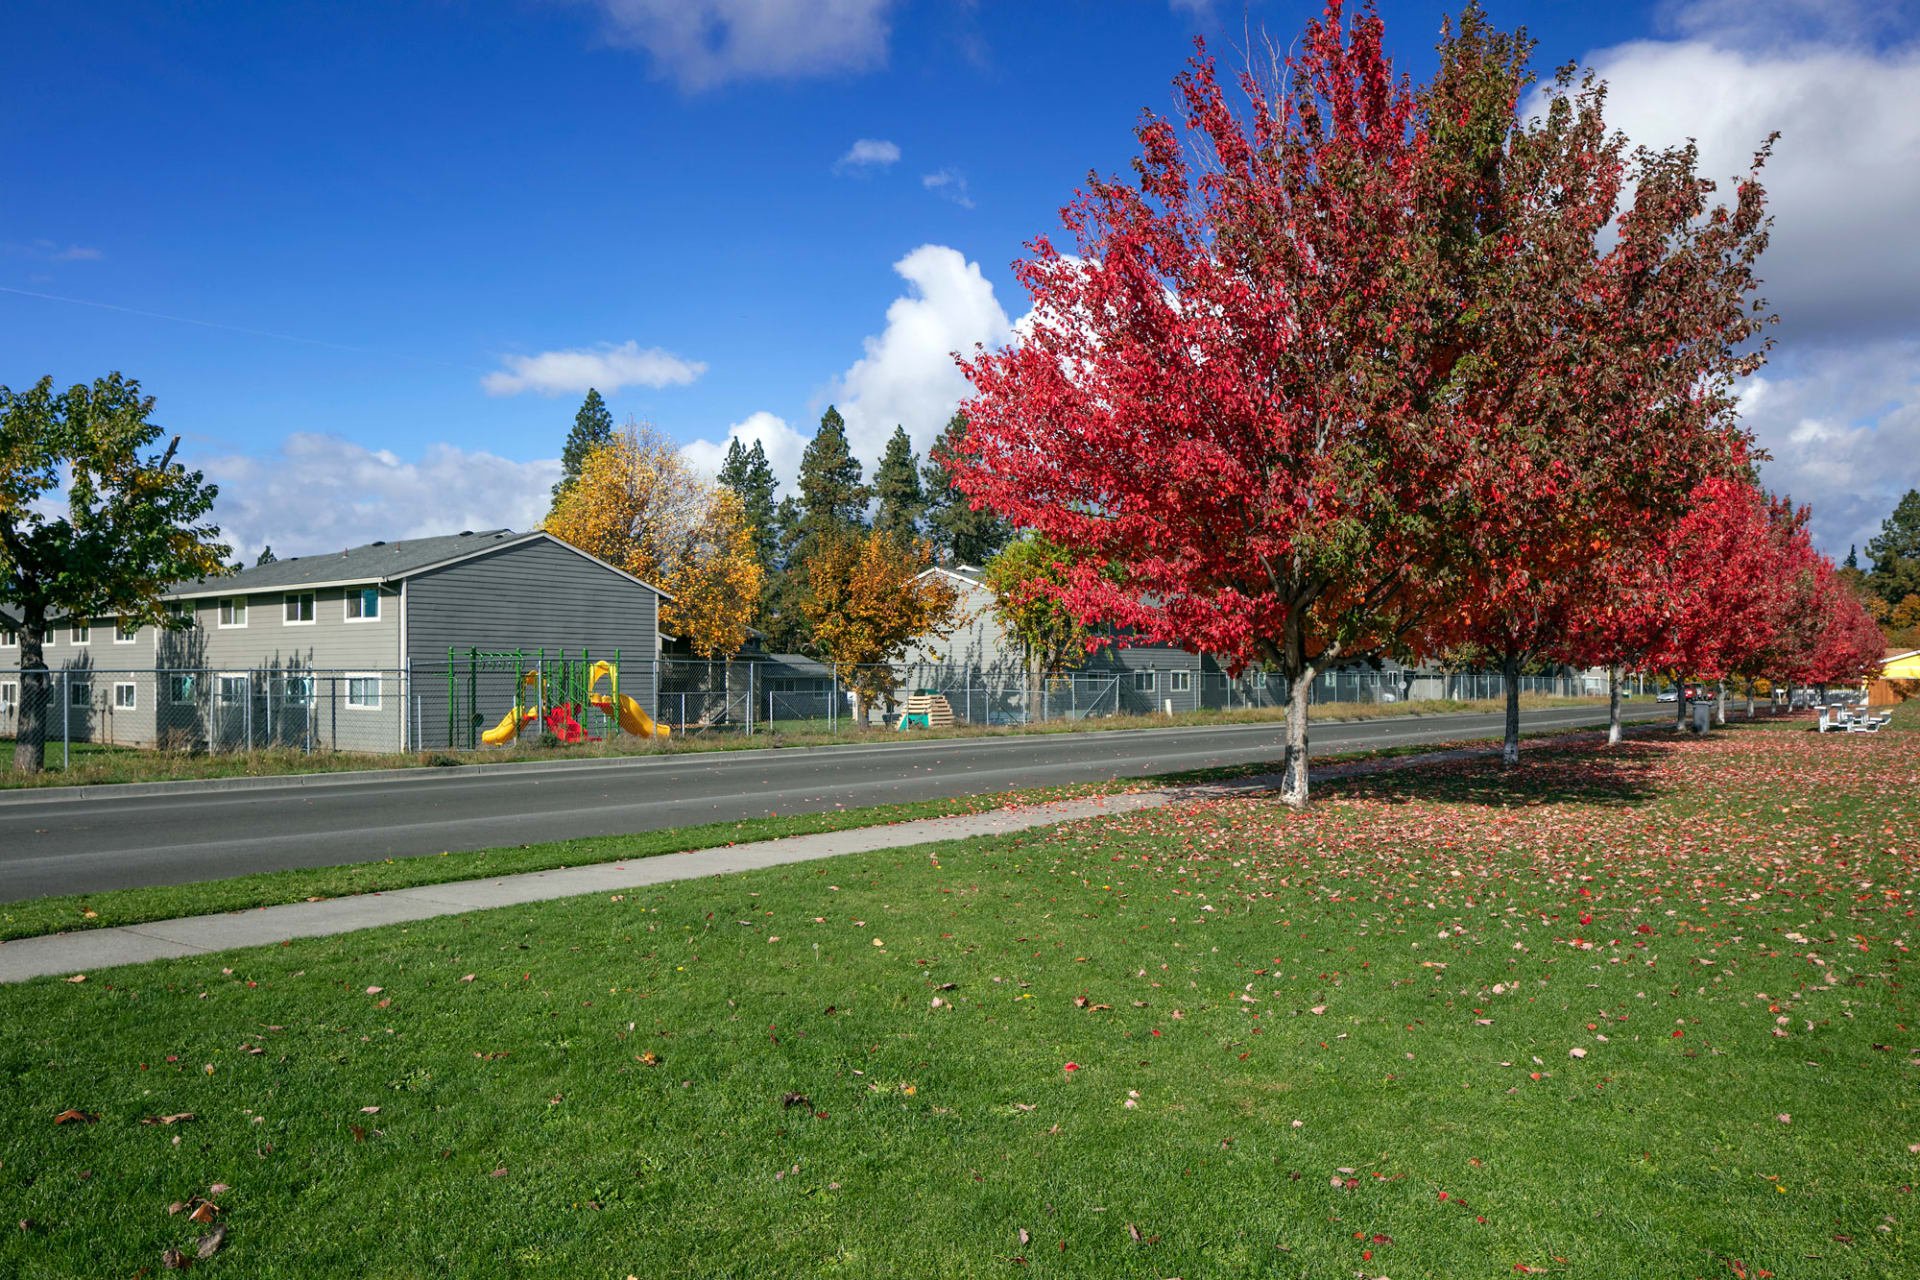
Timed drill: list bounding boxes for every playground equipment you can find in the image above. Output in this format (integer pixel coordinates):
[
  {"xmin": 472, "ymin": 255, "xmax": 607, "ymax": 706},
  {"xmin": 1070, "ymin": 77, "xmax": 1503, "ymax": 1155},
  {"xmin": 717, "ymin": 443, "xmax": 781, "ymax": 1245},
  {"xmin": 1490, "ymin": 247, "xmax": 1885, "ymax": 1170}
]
[
  {"xmin": 451, "ymin": 648, "xmax": 669, "ymax": 749},
  {"xmin": 895, "ymin": 689, "xmax": 956, "ymax": 731}
]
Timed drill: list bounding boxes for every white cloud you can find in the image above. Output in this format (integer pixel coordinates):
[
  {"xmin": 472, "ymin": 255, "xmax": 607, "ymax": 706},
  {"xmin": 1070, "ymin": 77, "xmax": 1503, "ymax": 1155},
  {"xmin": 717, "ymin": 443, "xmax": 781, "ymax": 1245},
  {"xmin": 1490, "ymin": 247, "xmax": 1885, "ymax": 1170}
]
[
  {"xmin": 1558, "ymin": 0, "xmax": 1920, "ymax": 555},
  {"xmin": 833, "ymin": 137, "xmax": 901, "ymax": 174},
  {"xmin": 4, "ymin": 239, "xmax": 103, "ymax": 263},
  {"xmin": 675, "ymin": 244, "xmax": 1017, "ymax": 492},
  {"xmin": 584, "ymin": 0, "xmax": 895, "ymax": 91},
  {"xmin": 921, "ymin": 168, "xmax": 975, "ymax": 209},
  {"xmin": 196, "ymin": 434, "xmax": 562, "ymax": 561},
  {"xmin": 1562, "ymin": 18, "xmax": 1920, "ymax": 342},
  {"xmin": 481, "ymin": 341, "xmax": 707, "ymax": 397},
  {"xmin": 681, "ymin": 409, "xmax": 810, "ymax": 489},
  {"xmin": 830, "ymin": 244, "xmax": 1014, "ymax": 466}
]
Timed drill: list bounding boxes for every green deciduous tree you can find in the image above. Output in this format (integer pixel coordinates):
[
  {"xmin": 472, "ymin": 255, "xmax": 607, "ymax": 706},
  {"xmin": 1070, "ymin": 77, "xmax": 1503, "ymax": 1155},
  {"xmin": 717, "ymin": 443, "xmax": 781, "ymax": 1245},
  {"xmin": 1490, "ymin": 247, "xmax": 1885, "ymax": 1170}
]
[
  {"xmin": 1, "ymin": 374, "xmax": 229, "ymax": 772},
  {"xmin": 983, "ymin": 534, "xmax": 1089, "ymax": 713},
  {"xmin": 872, "ymin": 426, "xmax": 926, "ymax": 545},
  {"xmin": 552, "ymin": 388, "xmax": 615, "ymax": 504}
]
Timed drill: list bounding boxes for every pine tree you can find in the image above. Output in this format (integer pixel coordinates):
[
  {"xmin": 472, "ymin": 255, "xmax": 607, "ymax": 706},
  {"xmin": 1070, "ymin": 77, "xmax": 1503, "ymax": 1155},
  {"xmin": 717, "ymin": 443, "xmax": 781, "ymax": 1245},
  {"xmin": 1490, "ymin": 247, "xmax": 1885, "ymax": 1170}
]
[
  {"xmin": 1864, "ymin": 489, "xmax": 1920, "ymax": 606},
  {"xmin": 795, "ymin": 406, "xmax": 871, "ymax": 543},
  {"xmin": 1844, "ymin": 545, "xmax": 1858, "ymax": 570},
  {"xmin": 922, "ymin": 412, "xmax": 1009, "ymax": 566},
  {"xmin": 872, "ymin": 425, "xmax": 926, "ymax": 544},
  {"xmin": 717, "ymin": 438, "xmax": 780, "ymax": 574},
  {"xmin": 255, "ymin": 545, "xmax": 277, "ymax": 566},
  {"xmin": 552, "ymin": 388, "xmax": 614, "ymax": 503}
]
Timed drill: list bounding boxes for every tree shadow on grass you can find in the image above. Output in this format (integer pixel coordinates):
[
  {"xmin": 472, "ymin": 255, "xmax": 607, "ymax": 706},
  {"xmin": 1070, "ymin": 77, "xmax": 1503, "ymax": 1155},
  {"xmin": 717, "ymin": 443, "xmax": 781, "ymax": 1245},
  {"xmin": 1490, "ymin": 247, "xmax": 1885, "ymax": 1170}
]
[{"xmin": 1318, "ymin": 735, "xmax": 1681, "ymax": 809}]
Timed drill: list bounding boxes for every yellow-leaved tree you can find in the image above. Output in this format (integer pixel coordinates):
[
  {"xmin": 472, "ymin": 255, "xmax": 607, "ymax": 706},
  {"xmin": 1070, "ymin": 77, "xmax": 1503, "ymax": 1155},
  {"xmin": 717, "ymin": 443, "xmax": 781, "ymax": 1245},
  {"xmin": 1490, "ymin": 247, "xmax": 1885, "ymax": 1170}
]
[
  {"xmin": 544, "ymin": 426, "xmax": 764, "ymax": 658},
  {"xmin": 800, "ymin": 530, "xmax": 959, "ymax": 726}
]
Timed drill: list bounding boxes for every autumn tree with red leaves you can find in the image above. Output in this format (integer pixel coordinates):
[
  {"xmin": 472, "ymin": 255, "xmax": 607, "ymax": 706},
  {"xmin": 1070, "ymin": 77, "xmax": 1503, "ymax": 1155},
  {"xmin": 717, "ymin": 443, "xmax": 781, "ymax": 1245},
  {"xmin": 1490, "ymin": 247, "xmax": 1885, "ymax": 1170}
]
[
  {"xmin": 953, "ymin": 4, "xmax": 1467, "ymax": 806},
  {"xmin": 1420, "ymin": 7, "xmax": 1770, "ymax": 763}
]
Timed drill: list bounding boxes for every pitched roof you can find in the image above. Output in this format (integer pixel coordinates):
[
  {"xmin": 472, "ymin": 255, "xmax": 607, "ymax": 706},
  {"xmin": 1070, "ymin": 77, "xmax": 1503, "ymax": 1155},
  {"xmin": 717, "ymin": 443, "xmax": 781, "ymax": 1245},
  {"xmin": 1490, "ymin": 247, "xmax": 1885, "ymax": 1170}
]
[{"xmin": 165, "ymin": 529, "xmax": 671, "ymax": 600}]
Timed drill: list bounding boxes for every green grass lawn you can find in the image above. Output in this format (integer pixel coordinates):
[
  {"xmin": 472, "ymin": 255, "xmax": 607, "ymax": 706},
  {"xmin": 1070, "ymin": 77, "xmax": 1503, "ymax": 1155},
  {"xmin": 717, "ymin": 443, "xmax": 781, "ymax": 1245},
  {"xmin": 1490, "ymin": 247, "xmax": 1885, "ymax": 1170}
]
[
  {"xmin": 2, "ymin": 706, "xmax": 1911, "ymax": 1278},
  {"xmin": 0, "ymin": 692, "xmax": 1611, "ymax": 790}
]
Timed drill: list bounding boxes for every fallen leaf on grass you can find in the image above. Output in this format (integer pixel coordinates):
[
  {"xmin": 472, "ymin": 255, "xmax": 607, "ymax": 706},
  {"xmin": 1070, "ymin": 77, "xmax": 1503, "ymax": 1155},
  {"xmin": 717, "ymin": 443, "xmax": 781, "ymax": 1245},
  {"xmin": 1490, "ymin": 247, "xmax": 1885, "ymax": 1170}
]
[
  {"xmin": 141, "ymin": 1113, "xmax": 196, "ymax": 1126},
  {"xmin": 66, "ymin": 974, "xmax": 86, "ymax": 984},
  {"xmin": 359, "ymin": 1106, "xmax": 381, "ymax": 1114},
  {"xmin": 490, "ymin": 1167, "xmax": 508, "ymax": 1178},
  {"xmin": 782, "ymin": 1093, "xmax": 812, "ymax": 1110},
  {"xmin": 53, "ymin": 1109, "xmax": 98, "ymax": 1125},
  {"xmin": 161, "ymin": 1246, "xmax": 189, "ymax": 1270},
  {"xmin": 188, "ymin": 1200, "xmax": 219, "ymax": 1224},
  {"xmin": 195, "ymin": 1225, "xmax": 227, "ymax": 1260},
  {"xmin": 208, "ymin": 1183, "xmax": 229, "ymax": 1196},
  {"xmin": 460, "ymin": 974, "xmax": 476, "ymax": 983}
]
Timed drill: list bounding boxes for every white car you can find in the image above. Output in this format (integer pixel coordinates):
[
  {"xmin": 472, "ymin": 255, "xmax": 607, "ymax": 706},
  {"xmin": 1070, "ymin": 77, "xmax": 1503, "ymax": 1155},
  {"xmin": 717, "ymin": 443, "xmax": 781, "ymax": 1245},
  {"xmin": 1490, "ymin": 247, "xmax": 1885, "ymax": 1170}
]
[{"xmin": 1656, "ymin": 691, "xmax": 1678, "ymax": 703}]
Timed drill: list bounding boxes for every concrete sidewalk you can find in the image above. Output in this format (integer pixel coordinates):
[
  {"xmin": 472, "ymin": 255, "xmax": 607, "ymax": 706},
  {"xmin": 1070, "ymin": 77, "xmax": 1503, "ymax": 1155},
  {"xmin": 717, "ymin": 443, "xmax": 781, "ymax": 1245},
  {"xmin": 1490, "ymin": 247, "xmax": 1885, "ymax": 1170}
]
[{"xmin": 0, "ymin": 736, "xmax": 1557, "ymax": 984}]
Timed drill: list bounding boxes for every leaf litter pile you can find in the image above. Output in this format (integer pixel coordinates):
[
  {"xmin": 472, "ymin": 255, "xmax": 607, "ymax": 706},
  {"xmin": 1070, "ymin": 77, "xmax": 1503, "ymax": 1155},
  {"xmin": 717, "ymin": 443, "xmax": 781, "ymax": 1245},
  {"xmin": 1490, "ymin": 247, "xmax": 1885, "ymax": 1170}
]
[{"xmin": 1, "ymin": 710, "xmax": 1914, "ymax": 1278}]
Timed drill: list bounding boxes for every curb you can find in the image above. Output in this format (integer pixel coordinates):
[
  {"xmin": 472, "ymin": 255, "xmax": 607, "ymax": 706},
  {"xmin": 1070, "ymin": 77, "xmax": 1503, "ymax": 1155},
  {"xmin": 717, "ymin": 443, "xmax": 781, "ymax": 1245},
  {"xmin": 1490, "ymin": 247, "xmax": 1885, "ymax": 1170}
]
[{"xmin": 0, "ymin": 702, "xmax": 1666, "ymax": 808}]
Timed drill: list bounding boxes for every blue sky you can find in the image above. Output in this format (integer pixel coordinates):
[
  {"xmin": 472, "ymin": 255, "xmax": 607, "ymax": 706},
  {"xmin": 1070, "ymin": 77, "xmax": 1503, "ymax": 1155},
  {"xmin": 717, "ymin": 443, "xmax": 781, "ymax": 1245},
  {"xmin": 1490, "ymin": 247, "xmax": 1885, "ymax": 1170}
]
[{"xmin": 5, "ymin": 0, "xmax": 1918, "ymax": 559}]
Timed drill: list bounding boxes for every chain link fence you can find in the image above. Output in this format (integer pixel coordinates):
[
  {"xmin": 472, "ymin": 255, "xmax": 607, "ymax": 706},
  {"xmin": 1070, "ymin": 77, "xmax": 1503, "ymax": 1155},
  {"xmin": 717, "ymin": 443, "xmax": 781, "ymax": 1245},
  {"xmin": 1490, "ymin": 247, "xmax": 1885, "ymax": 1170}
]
[{"xmin": 1, "ymin": 660, "xmax": 1609, "ymax": 764}]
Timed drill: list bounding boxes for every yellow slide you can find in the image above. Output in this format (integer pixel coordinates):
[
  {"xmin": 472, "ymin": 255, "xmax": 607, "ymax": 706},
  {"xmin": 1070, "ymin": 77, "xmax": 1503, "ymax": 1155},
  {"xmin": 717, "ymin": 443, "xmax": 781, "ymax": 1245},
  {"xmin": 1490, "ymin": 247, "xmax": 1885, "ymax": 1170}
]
[
  {"xmin": 480, "ymin": 707, "xmax": 538, "ymax": 746},
  {"xmin": 587, "ymin": 660, "xmax": 669, "ymax": 738},
  {"xmin": 480, "ymin": 670, "xmax": 543, "ymax": 746}
]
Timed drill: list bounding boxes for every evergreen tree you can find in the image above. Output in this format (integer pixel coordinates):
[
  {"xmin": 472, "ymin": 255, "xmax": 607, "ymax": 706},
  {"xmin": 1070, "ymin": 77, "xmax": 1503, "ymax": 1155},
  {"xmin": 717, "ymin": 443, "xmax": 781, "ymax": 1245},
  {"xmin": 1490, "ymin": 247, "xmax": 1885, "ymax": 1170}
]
[
  {"xmin": 255, "ymin": 545, "xmax": 277, "ymax": 566},
  {"xmin": 794, "ymin": 406, "xmax": 871, "ymax": 543},
  {"xmin": 717, "ymin": 438, "xmax": 780, "ymax": 574},
  {"xmin": 872, "ymin": 425, "xmax": 926, "ymax": 544},
  {"xmin": 922, "ymin": 412, "xmax": 1009, "ymax": 566},
  {"xmin": 1865, "ymin": 489, "xmax": 1920, "ymax": 606},
  {"xmin": 758, "ymin": 495, "xmax": 810, "ymax": 652},
  {"xmin": 551, "ymin": 388, "xmax": 614, "ymax": 503},
  {"xmin": 1844, "ymin": 544, "xmax": 1858, "ymax": 570}
]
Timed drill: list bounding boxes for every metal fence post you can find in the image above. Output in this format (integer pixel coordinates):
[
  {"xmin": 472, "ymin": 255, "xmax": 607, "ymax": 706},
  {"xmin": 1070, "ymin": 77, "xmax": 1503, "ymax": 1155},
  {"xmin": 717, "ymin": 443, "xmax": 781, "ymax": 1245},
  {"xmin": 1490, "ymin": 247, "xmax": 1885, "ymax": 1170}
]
[
  {"xmin": 746, "ymin": 662, "xmax": 754, "ymax": 736},
  {"xmin": 60, "ymin": 669, "xmax": 70, "ymax": 770}
]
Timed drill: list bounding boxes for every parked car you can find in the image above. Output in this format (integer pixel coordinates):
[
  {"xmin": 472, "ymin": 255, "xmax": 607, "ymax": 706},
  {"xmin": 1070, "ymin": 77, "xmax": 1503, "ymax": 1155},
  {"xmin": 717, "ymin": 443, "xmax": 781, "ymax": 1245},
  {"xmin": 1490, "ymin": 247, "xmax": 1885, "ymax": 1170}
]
[{"xmin": 1656, "ymin": 691, "xmax": 1678, "ymax": 703}]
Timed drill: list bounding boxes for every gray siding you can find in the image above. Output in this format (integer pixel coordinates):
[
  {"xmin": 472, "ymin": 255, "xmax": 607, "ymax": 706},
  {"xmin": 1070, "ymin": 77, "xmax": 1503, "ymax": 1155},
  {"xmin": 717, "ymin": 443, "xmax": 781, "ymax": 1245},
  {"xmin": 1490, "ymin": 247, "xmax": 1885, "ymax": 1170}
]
[{"xmin": 405, "ymin": 538, "xmax": 661, "ymax": 747}]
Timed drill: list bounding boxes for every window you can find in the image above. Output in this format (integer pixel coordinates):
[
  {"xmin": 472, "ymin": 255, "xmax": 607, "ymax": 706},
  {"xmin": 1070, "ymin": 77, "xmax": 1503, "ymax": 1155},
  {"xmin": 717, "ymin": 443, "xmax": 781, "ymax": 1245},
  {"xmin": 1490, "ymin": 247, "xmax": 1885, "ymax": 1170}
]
[
  {"xmin": 218, "ymin": 675, "xmax": 249, "ymax": 705},
  {"xmin": 1, "ymin": 624, "xmax": 17, "ymax": 647},
  {"xmin": 1133, "ymin": 671, "xmax": 1155, "ymax": 692},
  {"xmin": 115, "ymin": 617, "xmax": 139, "ymax": 643},
  {"xmin": 113, "ymin": 682, "xmax": 137, "ymax": 710},
  {"xmin": 167, "ymin": 600, "xmax": 192, "ymax": 624},
  {"xmin": 1, "ymin": 681, "xmax": 16, "ymax": 713},
  {"xmin": 345, "ymin": 587, "xmax": 381, "ymax": 622},
  {"xmin": 218, "ymin": 597, "xmax": 248, "ymax": 628},
  {"xmin": 1251, "ymin": 671, "xmax": 1269, "ymax": 689},
  {"xmin": 70, "ymin": 619, "xmax": 91, "ymax": 645},
  {"xmin": 69, "ymin": 679, "xmax": 93, "ymax": 707},
  {"xmin": 1169, "ymin": 671, "xmax": 1193, "ymax": 693},
  {"xmin": 346, "ymin": 674, "xmax": 382, "ymax": 709},
  {"xmin": 284, "ymin": 592, "xmax": 316, "ymax": 624},
  {"xmin": 169, "ymin": 674, "xmax": 198, "ymax": 705},
  {"xmin": 282, "ymin": 675, "xmax": 313, "ymax": 705}
]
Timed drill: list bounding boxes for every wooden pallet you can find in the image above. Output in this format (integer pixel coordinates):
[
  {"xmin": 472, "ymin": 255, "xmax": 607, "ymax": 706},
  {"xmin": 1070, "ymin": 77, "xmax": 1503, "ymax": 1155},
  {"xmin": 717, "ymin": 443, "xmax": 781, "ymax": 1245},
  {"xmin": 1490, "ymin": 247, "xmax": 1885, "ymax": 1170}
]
[{"xmin": 896, "ymin": 691, "xmax": 956, "ymax": 730}]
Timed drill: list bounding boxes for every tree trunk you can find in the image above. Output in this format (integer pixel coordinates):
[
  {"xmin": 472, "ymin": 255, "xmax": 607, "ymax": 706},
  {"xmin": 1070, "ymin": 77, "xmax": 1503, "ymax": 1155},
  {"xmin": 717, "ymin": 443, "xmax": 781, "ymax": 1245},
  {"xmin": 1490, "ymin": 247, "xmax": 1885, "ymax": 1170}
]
[
  {"xmin": 1029, "ymin": 653, "xmax": 1045, "ymax": 724},
  {"xmin": 1607, "ymin": 664, "xmax": 1623, "ymax": 746},
  {"xmin": 12, "ymin": 612, "xmax": 49, "ymax": 774},
  {"xmin": 850, "ymin": 687, "xmax": 870, "ymax": 730},
  {"xmin": 1280, "ymin": 667, "xmax": 1314, "ymax": 808},
  {"xmin": 1675, "ymin": 676, "xmax": 1689, "ymax": 732},
  {"xmin": 1745, "ymin": 684, "xmax": 1755, "ymax": 719},
  {"xmin": 1715, "ymin": 680, "xmax": 1727, "ymax": 726},
  {"xmin": 1501, "ymin": 652, "xmax": 1522, "ymax": 767}
]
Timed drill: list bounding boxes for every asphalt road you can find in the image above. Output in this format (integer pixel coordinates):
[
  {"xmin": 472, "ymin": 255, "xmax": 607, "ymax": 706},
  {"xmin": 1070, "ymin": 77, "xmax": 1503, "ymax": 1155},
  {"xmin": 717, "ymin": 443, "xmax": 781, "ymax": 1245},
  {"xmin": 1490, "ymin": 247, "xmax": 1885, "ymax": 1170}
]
[{"xmin": 0, "ymin": 703, "xmax": 1669, "ymax": 900}]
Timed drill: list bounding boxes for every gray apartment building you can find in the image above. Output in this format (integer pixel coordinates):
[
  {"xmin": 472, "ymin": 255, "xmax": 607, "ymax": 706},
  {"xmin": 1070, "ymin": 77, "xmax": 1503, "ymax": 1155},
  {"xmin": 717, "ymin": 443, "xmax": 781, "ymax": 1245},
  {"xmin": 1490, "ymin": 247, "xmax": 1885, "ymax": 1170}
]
[{"xmin": 2, "ymin": 529, "xmax": 667, "ymax": 753}]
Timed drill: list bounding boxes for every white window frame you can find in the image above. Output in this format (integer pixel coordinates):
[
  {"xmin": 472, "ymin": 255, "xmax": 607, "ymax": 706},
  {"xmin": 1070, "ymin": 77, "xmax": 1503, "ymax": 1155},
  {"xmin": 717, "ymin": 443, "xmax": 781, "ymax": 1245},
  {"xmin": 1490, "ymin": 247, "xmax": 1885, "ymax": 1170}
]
[
  {"xmin": 167, "ymin": 600, "xmax": 192, "ymax": 625},
  {"xmin": 113, "ymin": 681, "xmax": 138, "ymax": 710},
  {"xmin": 1169, "ymin": 670, "xmax": 1193, "ymax": 694},
  {"xmin": 169, "ymin": 674, "xmax": 198, "ymax": 706},
  {"xmin": 1, "ymin": 680, "xmax": 17, "ymax": 713},
  {"xmin": 68, "ymin": 678, "xmax": 93, "ymax": 707},
  {"xmin": 282, "ymin": 674, "xmax": 315, "ymax": 706},
  {"xmin": 345, "ymin": 672, "xmax": 382, "ymax": 710},
  {"xmin": 345, "ymin": 587, "xmax": 382, "ymax": 623},
  {"xmin": 283, "ymin": 592, "xmax": 316, "ymax": 625},
  {"xmin": 1133, "ymin": 670, "xmax": 1155, "ymax": 692},
  {"xmin": 218, "ymin": 597, "xmax": 249, "ymax": 629},
  {"xmin": 1251, "ymin": 670, "xmax": 1269, "ymax": 689},
  {"xmin": 0, "ymin": 624, "xmax": 16, "ymax": 648},
  {"xmin": 217, "ymin": 673, "xmax": 250, "ymax": 706},
  {"xmin": 70, "ymin": 619, "xmax": 91, "ymax": 646},
  {"xmin": 114, "ymin": 617, "xmax": 139, "ymax": 644}
]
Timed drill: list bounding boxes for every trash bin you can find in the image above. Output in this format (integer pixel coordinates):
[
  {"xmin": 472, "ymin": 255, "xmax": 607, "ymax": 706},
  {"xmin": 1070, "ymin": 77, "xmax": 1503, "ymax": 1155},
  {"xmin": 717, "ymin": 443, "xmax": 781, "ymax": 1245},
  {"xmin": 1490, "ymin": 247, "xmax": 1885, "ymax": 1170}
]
[{"xmin": 1692, "ymin": 700, "xmax": 1711, "ymax": 734}]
